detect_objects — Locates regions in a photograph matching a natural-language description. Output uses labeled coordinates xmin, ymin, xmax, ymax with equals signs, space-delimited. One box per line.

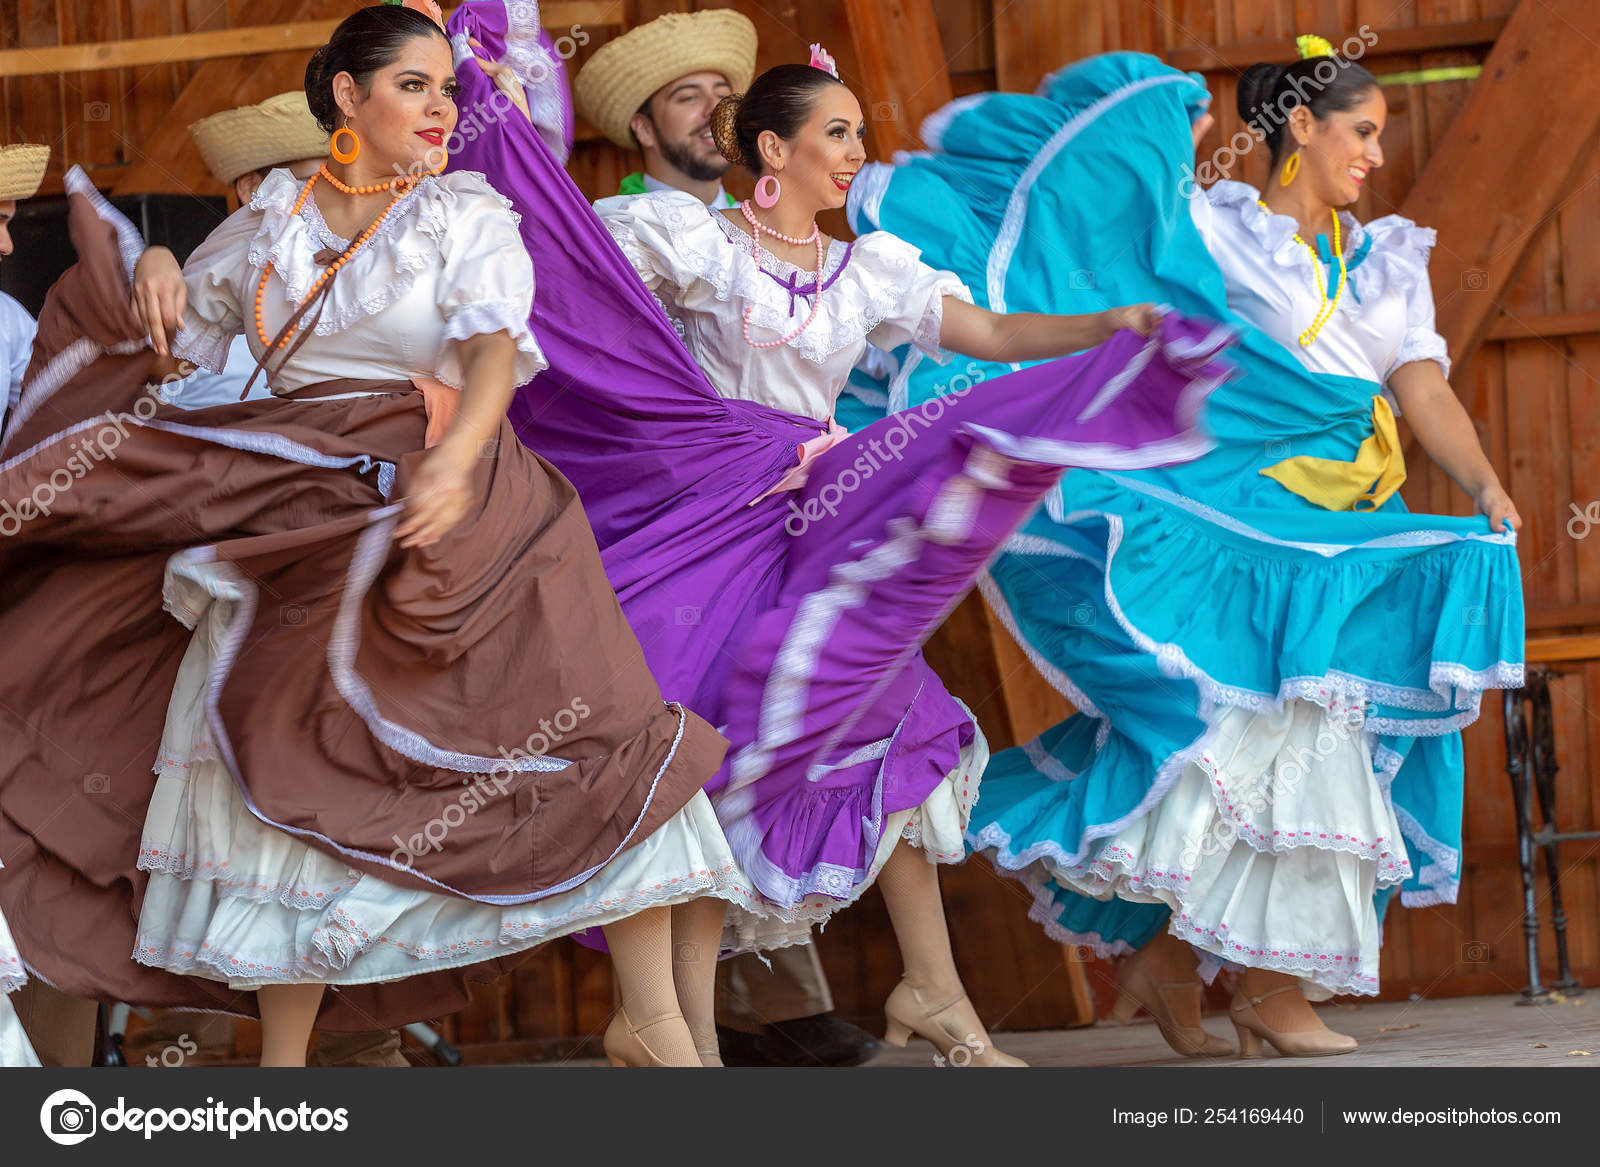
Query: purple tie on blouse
xmin=760 ymin=242 xmax=856 ymax=317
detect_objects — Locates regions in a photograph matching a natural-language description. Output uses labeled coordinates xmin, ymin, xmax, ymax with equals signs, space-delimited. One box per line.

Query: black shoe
xmin=715 ymin=1013 xmax=884 ymax=1068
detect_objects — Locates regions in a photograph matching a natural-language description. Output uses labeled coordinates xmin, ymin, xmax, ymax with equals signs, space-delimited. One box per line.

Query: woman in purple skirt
xmin=446 ymin=2 xmax=1234 ymax=1066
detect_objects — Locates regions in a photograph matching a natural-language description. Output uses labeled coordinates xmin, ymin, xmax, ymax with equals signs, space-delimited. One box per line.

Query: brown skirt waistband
xmin=272 ymin=377 xmax=419 ymax=402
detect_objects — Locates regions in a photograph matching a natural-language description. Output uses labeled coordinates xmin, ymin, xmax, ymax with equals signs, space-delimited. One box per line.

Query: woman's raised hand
xmin=470 ymin=38 xmax=531 ymax=123
xmin=1100 ymin=303 xmax=1165 ymax=340
xmin=131 ymin=246 xmax=187 ymax=356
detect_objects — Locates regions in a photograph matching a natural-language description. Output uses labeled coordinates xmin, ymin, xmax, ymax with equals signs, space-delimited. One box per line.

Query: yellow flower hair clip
xmin=1296 ymin=34 xmax=1335 ymax=59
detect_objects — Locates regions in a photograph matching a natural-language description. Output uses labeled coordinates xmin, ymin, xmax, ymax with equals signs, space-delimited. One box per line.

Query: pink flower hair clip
xmin=808 ymin=43 xmax=839 ymax=79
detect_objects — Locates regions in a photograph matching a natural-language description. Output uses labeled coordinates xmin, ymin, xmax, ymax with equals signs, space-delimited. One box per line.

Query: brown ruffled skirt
xmin=0 ymin=260 xmax=725 ymax=1028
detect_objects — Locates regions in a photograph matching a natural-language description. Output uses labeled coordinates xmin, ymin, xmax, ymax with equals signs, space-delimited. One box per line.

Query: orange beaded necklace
xmin=252 ymin=165 xmax=421 ymax=353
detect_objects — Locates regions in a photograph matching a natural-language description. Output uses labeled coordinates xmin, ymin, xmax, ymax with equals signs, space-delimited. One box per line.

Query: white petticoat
xmin=133 ymin=562 xmax=980 ymax=988
xmin=0 ymin=886 xmax=41 ymax=1067
xmin=1055 ymin=698 xmax=1407 ymax=996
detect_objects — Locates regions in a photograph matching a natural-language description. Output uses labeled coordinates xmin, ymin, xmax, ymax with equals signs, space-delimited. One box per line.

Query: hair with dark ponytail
xmin=710 ymin=63 xmax=847 ymax=173
xmin=1236 ymin=55 xmax=1379 ymax=165
xmin=304 ymin=4 xmax=450 ymax=133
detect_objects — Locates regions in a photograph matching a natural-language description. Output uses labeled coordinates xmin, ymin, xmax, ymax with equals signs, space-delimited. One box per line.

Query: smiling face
xmin=1289 ymin=86 xmax=1385 ymax=207
xmin=635 ymin=71 xmax=732 ymax=183
xmin=756 ymin=83 xmax=867 ymax=213
xmin=332 ymin=32 xmax=458 ymax=180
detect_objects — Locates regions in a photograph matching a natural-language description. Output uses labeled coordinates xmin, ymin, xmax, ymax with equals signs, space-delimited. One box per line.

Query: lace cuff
xmin=441 ymin=298 xmax=548 ymax=387
xmin=606 ymin=223 xmax=664 ymax=290
xmin=1390 ymin=327 xmax=1450 ymax=383
xmin=172 ymin=322 xmax=234 ymax=373
xmin=911 ymin=279 xmax=973 ymax=364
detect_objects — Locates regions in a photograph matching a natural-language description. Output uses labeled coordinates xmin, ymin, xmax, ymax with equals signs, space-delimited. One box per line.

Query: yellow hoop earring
xmin=1278 ymin=148 xmax=1301 ymax=187
xmin=330 ymin=126 xmax=361 ymax=164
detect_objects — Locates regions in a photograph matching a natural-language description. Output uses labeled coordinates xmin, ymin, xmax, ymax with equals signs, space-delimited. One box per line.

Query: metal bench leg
xmin=1504 ymin=687 xmax=1549 ymax=1002
xmin=1529 ymin=675 xmax=1583 ymax=994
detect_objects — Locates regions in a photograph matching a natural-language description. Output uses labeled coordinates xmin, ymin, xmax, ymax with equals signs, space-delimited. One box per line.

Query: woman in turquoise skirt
xmin=844 ymin=41 xmax=1524 ymax=1057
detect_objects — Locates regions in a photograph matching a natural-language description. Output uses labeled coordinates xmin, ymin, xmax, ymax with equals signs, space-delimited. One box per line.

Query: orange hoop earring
xmin=330 ymin=125 xmax=361 ymax=164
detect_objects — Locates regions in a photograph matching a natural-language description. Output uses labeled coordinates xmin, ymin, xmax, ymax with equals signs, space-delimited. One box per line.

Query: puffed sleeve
xmin=172 ymin=203 xmax=260 ymax=372
xmin=1388 ymin=265 xmax=1450 ymax=383
xmin=434 ymin=184 xmax=546 ymax=389
xmin=856 ymin=231 xmax=974 ymax=361
xmin=593 ymin=190 xmax=725 ymax=308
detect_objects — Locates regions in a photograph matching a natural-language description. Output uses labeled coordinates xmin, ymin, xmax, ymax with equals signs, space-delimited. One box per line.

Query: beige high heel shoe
xmin=602 ymin=1008 xmax=695 ymax=1067
xmin=1110 ymin=961 xmax=1234 ymax=1057
xmin=1229 ymin=986 xmax=1358 ymax=1058
xmin=883 ymin=981 xmax=1027 ymax=1067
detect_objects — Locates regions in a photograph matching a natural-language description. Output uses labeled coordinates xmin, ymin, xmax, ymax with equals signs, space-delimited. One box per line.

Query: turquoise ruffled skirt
xmin=843 ymin=53 xmax=1524 ymax=992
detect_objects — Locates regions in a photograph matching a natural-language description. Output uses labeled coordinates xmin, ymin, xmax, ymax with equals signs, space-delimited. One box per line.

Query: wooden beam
xmin=1525 ymin=635 xmax=1600 ymax=665
xmin=1165 ymin=19 xmax=1508 ymax=74
xmin=0 ymin=3 xmax=621 ymax=77
xmin=1485 ymin=309 xmax=1600 ymax=343
xmin=1526 ymin=602 xmax=1600 ymax=632
xmin=1400 ymin=0 xmax=1600 ymax=375
xmin=842 ymin=0 xmax=953 ymax=156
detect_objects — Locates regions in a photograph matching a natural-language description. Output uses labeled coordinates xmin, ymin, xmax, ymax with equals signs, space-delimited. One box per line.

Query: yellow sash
xmin=1259 ymin=395 xmax=1407 ymax=511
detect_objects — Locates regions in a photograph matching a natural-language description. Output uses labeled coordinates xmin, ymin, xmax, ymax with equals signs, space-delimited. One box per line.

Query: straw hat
xmin=188 ymin=92 xmax=329 ymax=186
xmin=0 ymin=144 xmax=49 ymax=202
xmin=575 ymin=10 xmax=757 ymax=149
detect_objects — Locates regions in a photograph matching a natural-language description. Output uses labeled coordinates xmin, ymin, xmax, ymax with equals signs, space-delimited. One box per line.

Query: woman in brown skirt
xmin=0 ymin=5 xmax=769 ymax=1067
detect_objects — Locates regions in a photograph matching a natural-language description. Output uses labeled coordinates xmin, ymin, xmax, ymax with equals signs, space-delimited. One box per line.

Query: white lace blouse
xmin=596 ymin=189 xmax=973 ymax=421
xmin=1190 ymin=180 xmax=1450 ymax=390
xmin=173 ymin=169 xmax=545 ymax=396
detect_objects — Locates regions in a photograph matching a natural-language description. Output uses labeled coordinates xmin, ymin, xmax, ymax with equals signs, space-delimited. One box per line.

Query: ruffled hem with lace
xmin=996 ymin=702 xmax=1403 ymax=994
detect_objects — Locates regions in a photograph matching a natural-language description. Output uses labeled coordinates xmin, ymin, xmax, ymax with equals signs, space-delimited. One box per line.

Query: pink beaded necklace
xmin=739 ymin=199 xmax=826 ymax=349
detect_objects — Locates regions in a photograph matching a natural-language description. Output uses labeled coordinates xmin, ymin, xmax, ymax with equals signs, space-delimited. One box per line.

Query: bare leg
xmin=602 ymin=906 xmax=699 ymax=1067
xmin=876 ymin=841 xmax=1022 ymax=1064
xmin=671 ymin=897 xmax=727 ymax=1065
xmin=257 ymin=984 xmax=325 ymax=1067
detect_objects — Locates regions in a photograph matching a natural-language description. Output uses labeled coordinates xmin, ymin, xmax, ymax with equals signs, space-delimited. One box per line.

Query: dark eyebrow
xmin=826 ymin=117 xmax=851 ymax=130
xmin=397 ymin=69 xmax=454 ymax=84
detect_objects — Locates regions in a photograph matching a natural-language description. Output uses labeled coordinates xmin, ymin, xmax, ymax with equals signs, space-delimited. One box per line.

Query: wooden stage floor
xmin=850 ymin=993 xmax=1598 ymax=1068
xmin=534 ymin=992 xmax=1598 ymax=1067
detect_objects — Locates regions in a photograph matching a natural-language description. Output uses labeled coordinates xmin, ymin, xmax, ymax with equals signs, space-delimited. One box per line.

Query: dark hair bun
xmin=305 ymin=45 xmax=339 ymax=132
xmin=710 ymin=93 xmax=746 ymax=166
xmin=1236 ymin=61 xmax=1285 ymax=130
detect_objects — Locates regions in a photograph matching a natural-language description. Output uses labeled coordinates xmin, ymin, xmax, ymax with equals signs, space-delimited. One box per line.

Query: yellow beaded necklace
xmin=1257 ymin=200 xmax=1347 ymax=346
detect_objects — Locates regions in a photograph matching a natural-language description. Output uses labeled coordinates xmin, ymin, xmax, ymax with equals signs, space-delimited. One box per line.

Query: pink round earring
xmin=753 ymin=174 xmax=781 ymax=209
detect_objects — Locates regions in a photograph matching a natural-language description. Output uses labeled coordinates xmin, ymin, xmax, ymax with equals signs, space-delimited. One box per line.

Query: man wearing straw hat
xmin=574 ymin=9 xmax=756 ymax=209
xmin=574 ymin=12 xmax=880 ymax=1069
xmin=0 ymin=143 xmax=48 ymax=433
